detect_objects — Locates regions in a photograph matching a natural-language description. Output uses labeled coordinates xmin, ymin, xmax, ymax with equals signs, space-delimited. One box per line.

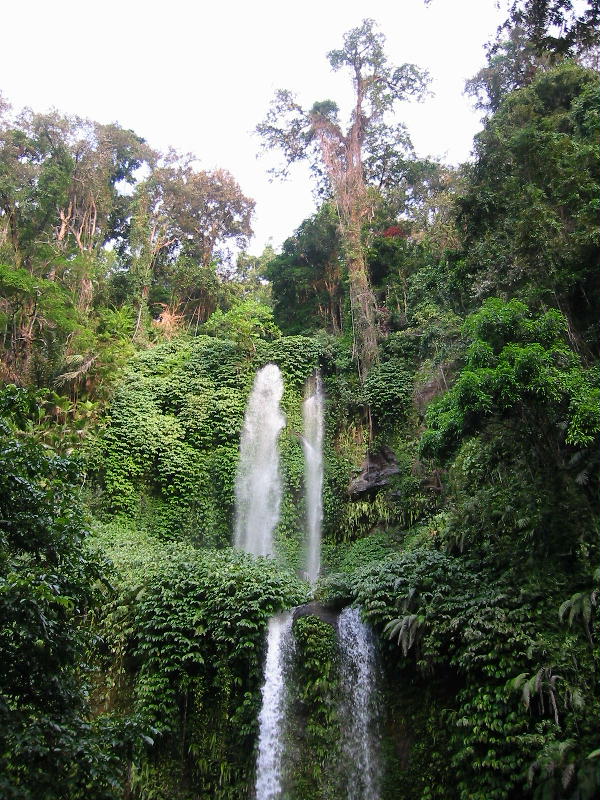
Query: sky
xmin=1 ymin=0 xmax=505 ymax=256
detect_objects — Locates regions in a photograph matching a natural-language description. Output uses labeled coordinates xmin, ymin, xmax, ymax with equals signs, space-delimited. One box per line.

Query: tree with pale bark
xmin=256 ymin=18 xmax=429 ymax=376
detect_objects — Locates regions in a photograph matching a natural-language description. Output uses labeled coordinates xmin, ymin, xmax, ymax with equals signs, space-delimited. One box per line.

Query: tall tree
xmin=465 ymin=25 xmax=551 ymax=113
xmin=257 ymin=19 xmax=429 ymax=376
xmin=127 ymin=153 xmax=254 ymax=332
xmin=458 ymin=62 xmax=600 ymax=351
xmin=0 ymin=109 xmax=151 ymax=307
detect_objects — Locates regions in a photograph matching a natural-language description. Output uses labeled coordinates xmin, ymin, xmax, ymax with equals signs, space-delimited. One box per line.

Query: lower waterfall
xmin=245 ymin=365 xmax=381 ymax=799
xmin=254 ymin=606 xmax=382 ymax=800
xmin=338 ymin=606 xmax=381 ymax=800
xmin=254 ymin=612 xmax=293 ymax=800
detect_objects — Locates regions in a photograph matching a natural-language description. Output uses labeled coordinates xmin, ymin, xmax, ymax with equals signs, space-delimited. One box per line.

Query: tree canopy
xmin=257 ymin=18 xmax=429 ymax=376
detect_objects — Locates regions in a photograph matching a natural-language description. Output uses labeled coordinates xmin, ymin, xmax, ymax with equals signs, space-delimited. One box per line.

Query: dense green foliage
xmin=97 ymin=333 xmax=330 ymax=555
xmin=458 ymin=62 xmax=599 ymax=342
xmin=323 ymin=543 xmax=599 ymax=800
xmin=92 ymin=522 xmax=306 ymax=799
xmin=287 ymin=616 xmax=340 ymax=799
xmin=421 ymin=298 xmax=599 ymax=460
xmin=98 ymin=336 xmax=250 ymax=542
xmin=264 ymin=204 xmax=343 ymax=335
xmin=0 ymin=16 xmax=598 ymax=800
xmin=0 ymin=389 xmax=146 ymax=799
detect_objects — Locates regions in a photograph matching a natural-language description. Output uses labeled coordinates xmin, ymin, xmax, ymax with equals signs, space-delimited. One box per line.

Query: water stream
xmin=338 ymin=606 xmax=381 ymax=800
xmin=240 ymin=365 xmax=381 ymax=800
xmin=254 ymin=612 xmax=294 ymax=800
xmin=234 ymin=363 xmax=285 ymax=556
xmin=302 ymin=371 xmax=324 ymax=585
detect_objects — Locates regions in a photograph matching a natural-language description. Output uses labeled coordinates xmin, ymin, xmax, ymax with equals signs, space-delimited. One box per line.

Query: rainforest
xmin=0 ymin=3 xmax=598 ymax=799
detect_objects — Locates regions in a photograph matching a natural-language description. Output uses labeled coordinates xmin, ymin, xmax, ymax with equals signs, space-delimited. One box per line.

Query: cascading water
xmin=338 ymin=606 xmax=381 ymax=800
xmin=234 ymin=363 xmax=285 ymax=556
xmin=302 ymin=371 xmax=324 ymax=585
xmin=244 ymin=366 xmax=383 ymax=800
xmin=254 ymin=612 xmax=293 ymax=800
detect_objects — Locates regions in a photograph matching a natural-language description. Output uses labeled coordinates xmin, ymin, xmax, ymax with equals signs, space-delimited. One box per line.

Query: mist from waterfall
xmin=302 ymin=371 xmax=324 ymax=585
xmin=234 ymin=363 xmax=285 ymax=556
xmin=254 ymin=612 xmax=294 ymax=800
xmin=338 ymin=606 xmax=381 ymax=800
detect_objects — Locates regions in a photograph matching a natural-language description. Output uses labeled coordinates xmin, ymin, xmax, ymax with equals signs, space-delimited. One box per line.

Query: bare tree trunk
xmin=78 ymin=275 xmax=94 ymax=312
xmin=340 ymin=211 xmax=378 ymax=377
xmin=346 ymin=251 xmax=378 ymax=377
xmin=133 ymin=285 xmax=149 ymax=341
xmin=307 ymin=69 xmax=382 ymax=376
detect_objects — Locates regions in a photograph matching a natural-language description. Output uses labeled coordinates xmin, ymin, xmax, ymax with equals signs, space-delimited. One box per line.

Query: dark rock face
xmin=292 ymin=601 xmax=338 ymax=627
xmin=348 ymin=445 xmax=399 ymax=499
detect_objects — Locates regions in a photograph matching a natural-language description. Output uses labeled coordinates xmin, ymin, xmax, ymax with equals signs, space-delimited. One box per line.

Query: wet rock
xmin=348 ymin=445 xmax=399 ymax=499
xmin=292 ymin=601 xmax=338 ymax=627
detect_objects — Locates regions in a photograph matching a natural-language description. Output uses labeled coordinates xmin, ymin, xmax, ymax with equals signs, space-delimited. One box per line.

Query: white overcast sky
xmin=1 ymin=0 xmax=505 ymax=255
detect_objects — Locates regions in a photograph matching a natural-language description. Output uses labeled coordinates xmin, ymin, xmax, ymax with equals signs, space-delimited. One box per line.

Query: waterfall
xmin=244 ymin=367 xmax=383 ymax=800
xmin=302 ymin=370 xmax=324 ymax=585
xmin=338 ymin=607 xmax=380 ymax=800
xmin=234 ymin=363 xmax=285 ymax=556
xmin=254 ymin=612 xmax=293 ymax=800
xmin=241 ymin=367 xmax=290 ymax=798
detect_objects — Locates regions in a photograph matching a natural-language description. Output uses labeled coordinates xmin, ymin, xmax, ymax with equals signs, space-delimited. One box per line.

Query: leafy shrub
xmin=93 ymin=522 xmax=307 ymax=800
xmin=363 ymin=359 xmax=413 ymax=430
xmin=263 ymin=336 xmax=321 ymax=387
xmin=421 ymin=299 xmax=600 ymax=461
xmin=337 ymin=532 xmax=398 ymax=574
xmin=286 ymin=615 xmax=340 ymax=799
xmin=0 ymin=419 xmax=144 ymax=799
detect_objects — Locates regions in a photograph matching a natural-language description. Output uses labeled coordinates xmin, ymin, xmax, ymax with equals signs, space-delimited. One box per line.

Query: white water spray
xmin=234 ymin=364 xmax=285 ymax=556
xmin=254 ymin=612 xmax=293 ymax=800
xmin=302 ymin=371 xmax=324 ymax=585
xmin=338 ymin=606 xmax=381 ymax=800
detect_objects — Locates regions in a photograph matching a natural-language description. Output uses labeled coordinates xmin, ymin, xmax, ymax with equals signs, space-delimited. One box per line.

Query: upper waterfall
xmin=302 ymin=370 xmax=324 ymax=585
xmin=234 ymin=363 xmax=285 ymax=556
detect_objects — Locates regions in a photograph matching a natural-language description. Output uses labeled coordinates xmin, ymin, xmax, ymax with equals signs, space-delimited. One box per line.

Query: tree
xmin=466 ymin=0 xmax=600 ymax=114
xmin=420 ymin=298 xmax=600 ymax=466
xmin=497 ymin=0 xmax=600 ymax=61
xmin=0 ymin=264 xmax=79 ymax=383
xmin=127 ymin=153 xmax=255 ymax=333
xmin=257 ymin=19 xmax=429 ymax=377
xmin=137 ymin=153 xmax=254 ymax=269
xmin=0 ymin=109 xmax=152 ymax=311
xmin=0 ymin=115 xmax=71 ymax=271
xmin=264 ymin=203 xmax=343 ymax=335
xmin=457 ymin=62 xmax=600 ymax=352
xmin=466 ymin=26 xmax=552 ymax=114
xmin=232 ymin=245 xmax=275 ymax=306
xmin=0 ymin=389 xmax=142 ymax=798
xmin=203 ymin=298 xmax=281 ymax=351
